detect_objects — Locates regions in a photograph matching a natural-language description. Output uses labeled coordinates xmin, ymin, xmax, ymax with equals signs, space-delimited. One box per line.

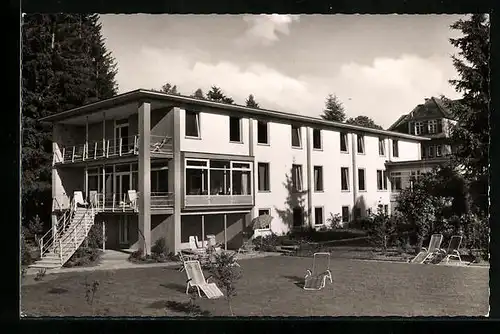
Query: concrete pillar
xmin=51 ymin=214 xmax=57 ymax=242
xmin=248 ymin=118 xmax=255 ymax=218
xmin=351 ymin=133 xmax=358 ymax=215
xmin=171 ymin=107 xmax=182 ymax=253
xmin=224 ymin=214 xmax=228 ymax=250
xmin=138 ymin=101 xmax=152 ymax=255
xmin=306 ymin=127 xmax=313 ymax=227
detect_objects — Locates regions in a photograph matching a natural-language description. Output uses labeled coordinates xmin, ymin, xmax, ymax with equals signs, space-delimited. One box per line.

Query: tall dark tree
xmin=320 ymin=94 xmax=346 ymax=122
xmin=158 ymin=83 xmax=180 ymax=95
xmin=245 ymin=94 xmax=259 ymax=108
xmin=22 ymin=14 xmax=118 ymax=226
xmin=206 ymin=85 xmax=234 ymax=104
xmin=345 ymin=115 xmax=383 ymax=130
xmin=446 ymin=14 xmax=489 ymax=214
xmin=191 ymin=88 xmax=205 ymax=99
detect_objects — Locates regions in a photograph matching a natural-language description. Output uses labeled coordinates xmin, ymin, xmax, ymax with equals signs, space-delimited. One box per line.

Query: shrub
xmin=21 ymin=228 xmax=33 ymax=266
xmin=86 ymin=222 xmax=104 ymax=250
xmin=64 ymin=247 xmax=102 ymax=268
xmin=326 ymin=213 xmax=343 ymax=229
xmin=365 ymin=205 xmax=394 ymax=250
xmin=461 ymin=213 xmax=489 ymax=261
xmin=252 ymin=234 xmax=280 ymax=252
xmin=151 ymin=237 xmax=167 ymax=256
xmin=208 ymin=251 xmax=242 ymax=316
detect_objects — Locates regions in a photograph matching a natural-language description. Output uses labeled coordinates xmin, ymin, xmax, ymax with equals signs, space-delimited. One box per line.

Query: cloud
xmin=116 ymin=47 xmax=460 ymax=129
xmin=236 ymin=14 xmax=300 ymax=47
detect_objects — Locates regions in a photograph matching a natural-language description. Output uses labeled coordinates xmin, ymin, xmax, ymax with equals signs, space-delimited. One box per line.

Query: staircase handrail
xmin=39 ymin=197 xmax=75 ymax=258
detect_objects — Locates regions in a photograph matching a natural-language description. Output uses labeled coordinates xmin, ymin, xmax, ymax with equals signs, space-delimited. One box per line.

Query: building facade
xmin=388 ymin=97 xmax=457 ymax=160
xmin=41 ymin=89 xmax=430 ymax=255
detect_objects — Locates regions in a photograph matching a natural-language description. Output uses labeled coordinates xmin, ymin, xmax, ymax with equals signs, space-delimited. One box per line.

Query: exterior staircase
xmin=30 ymin=199 xmax=97 ymax=269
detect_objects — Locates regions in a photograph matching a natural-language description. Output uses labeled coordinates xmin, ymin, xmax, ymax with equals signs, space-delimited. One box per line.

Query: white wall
xmin=179 ymin=108 xmax=250 ymax=156
xmin=177 ymin=106 xmax=424 ymax=235
xmin=252 ymin=120 xmax=308 ymax=235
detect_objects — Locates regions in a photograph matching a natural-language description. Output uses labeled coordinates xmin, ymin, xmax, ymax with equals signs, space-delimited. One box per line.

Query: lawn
xmin=21 ymin=256 xmax=489 ymax=317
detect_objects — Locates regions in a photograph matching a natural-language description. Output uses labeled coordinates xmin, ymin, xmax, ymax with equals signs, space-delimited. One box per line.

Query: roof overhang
xmin=385 ymin=157 xmax=451 ymax=168
xmin=39 ymin=89 xmax=431 ymax=142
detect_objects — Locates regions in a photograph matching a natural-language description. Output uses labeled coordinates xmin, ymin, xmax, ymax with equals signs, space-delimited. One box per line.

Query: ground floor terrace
xmin=21 ymin=256 xmax=489 ymax=317
xmin=98 ymin=210 xmax=253 ymax=253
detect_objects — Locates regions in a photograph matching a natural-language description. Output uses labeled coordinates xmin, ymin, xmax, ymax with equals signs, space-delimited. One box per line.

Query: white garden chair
xmin=304 ymin=252 xmax=333 ymax=291
xmin=184 ymin=260 xmax=224 ymax=299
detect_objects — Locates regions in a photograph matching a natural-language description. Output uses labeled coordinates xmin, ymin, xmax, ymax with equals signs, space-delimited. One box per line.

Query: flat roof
xmin=39 ymin=89 xmax=430 ymax=141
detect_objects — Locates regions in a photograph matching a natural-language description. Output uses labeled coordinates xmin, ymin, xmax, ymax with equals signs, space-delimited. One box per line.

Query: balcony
xmin=184 ymin=194 xmax=254 ymax=207
xmin=53 ymin=135 xmax=173 ymax=164
xmin=54 ymin=192 xmax=174 ymax=213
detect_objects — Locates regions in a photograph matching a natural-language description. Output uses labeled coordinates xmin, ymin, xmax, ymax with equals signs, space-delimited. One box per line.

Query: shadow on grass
xmin=160 ymin=283 xmax=186 ymax=294
xmin=47 ymin=287 xmax=69 ymax=294
xmin=165 ymin=301 xmax=211 ymax=316
xmin=282 ymin=275 xmax=305 ymax=289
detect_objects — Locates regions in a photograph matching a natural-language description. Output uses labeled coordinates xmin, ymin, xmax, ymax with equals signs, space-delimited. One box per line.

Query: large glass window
xmin=185 ymin=159 xmax=252 ymax=196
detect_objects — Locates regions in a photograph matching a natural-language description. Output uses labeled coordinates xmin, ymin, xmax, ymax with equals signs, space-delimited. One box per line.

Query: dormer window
xmin=428 ymin=120 xmax=437 ymax=134
xmin=414 ymin=121 xmax=424 ymax=135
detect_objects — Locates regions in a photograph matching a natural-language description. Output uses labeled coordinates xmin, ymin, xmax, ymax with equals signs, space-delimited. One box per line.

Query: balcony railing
xmin=54 ymin=135 xmax=173 ymax=164
xmin=151 ymin=192 xmax=175 ymax=210
xmin=90 ymin=192 xmax=174 ymax=212
xmin=184 ymin=194 xmax=253 ymax=207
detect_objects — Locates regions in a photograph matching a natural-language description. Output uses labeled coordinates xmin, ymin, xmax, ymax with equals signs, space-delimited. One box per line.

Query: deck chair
xmin=89 ymin=190 xmax=98 ymax=207
xmin=410 ymin=234 xmax=443 ymax=264
xmin=73 ymin=191 xmax=87 ymax=207
xmin=184 ymin=260 xmax=224 ymax=299
xmin=304 ymin=252 xmax=333 ymax=291
xmin=438 ymin=235 xmax=463 ymax=265
xmin=128 ymin=190 xmax=137 ymax=209
xmin=189 ymin=236 xmax=206 ymax=252
xmin=177 ymin=251 xmax=197 ymax=272
xmin=151 ymin=137 xmax=168 ymax=153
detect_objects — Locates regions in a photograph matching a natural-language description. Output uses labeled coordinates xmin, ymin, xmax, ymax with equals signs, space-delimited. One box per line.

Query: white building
xmin=39 ymin=89 xmax=430 ymax=261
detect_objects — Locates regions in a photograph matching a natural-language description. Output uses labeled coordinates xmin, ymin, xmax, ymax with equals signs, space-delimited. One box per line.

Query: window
xmin=428 ymin=145 xmax=435 ymax=158
xmin=185 ymin=159 xmax=209 ymax=195
xmin=292 ymin=164 xmax=303 ymax=191
xmin=392 ymin=140 xmax=399 ymax=157
xmin=229 ymin=116 xmax=242 ymax=142
xmin=209 ymin=160 xmax=230 ymax=195
xmin=358 ymin=168 xmax=366 ymax=191
xmin=391 ymin=172 xmax=402 ymax=191
xmin=257 ymin=120 xmax=269 ymax=144
xmin=383 ymin=205 xmax=389 ymax=215
xmin=414 ymin=121 xmax=424 ymax=135
xmin=379 ymin=138 xmax=385 ymax=156
xmin=340 ymin=132 xmax=348 ymax=152
xmin=314 ymin=207 xmax=324 ymax=226
xmin=428 ymin=120 xmax=437 ymax=134
xmin=341 ymin=167 xmax=349 ymax=191
xmin=291 ymin=124 xmax=302 ymax=148
xmin=376 ymin=170 xmax=388 ymax=190
xmin=421 ymin=146 xmax=426 ymax=159
xmin=231 ymin=162 xmax=252 ymax=195
xmin=341 ymin=206 xmax=350 ymax=223
xmin=114 ymin=120 xmax=130 ymax=154
xmin=292 ymin=207 xmax=304 ymax=227
xmin=313 ymin=129 xmax=322 ymax=149
xmin=151 ymin=167 xmax=169 ymax=193
xmin=314 ymin=166 xmax=324 ymax=192
xmin=258 ymin=162 xmax=270 ymax=192
xmin=258 ymin=208 xmax=270 ymax=216
xmin=185 ymin=159 xmax=252 ymax=196
xmin=357 ymin=135 xmax=365 ymax=154
xmin=185 ymin=110 xmax=200 ymax=137
xmin=436 ymin=145 xmax=442 ymax=157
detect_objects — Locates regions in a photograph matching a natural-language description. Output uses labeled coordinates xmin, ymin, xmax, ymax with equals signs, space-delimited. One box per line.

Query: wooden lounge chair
xmin=410 ymin=234 xmax=443 ymax=264
xmin=304 ymin=252 xmax=333 ymax=291
xmin=177 ymin=251 xmax=197 ymax=272
xmin=73 ymin=191 xmax=87 ymax=208
xmin=437 ymin=235 xmax=463 ymax=265
xmin=184 ymin=260 xmax=224 ymax=299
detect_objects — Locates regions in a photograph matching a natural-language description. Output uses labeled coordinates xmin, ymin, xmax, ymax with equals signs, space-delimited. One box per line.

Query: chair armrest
xmin=186 ymin=278 xmax=192 ymax=283
xmin=305 ymin=269 xmax=312 ymax=277
xmin=206 ymin=275 xmax=213 ymax=282
xmin=421 ymin=247 xmax=427 ymax=252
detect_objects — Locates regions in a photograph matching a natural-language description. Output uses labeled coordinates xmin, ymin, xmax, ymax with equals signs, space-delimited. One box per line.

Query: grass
xmin=21 ymin=256 xmax=489 ymax=317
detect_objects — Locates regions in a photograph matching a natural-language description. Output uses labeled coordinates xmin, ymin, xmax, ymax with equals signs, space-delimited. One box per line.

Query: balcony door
xmin=119 ymin=215 xmax=129 ymax=244
xmin=115 ymin=172 xmax=131 ymax=203
xmin=114 ymin=120 xmax=130 ymax=155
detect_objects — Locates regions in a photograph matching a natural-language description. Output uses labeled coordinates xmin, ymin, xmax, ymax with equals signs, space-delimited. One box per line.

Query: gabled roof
xmin=388 ymin=97 xmax=457 ymax=131
xmin=39 ymin=89 xmax=430 ymax=142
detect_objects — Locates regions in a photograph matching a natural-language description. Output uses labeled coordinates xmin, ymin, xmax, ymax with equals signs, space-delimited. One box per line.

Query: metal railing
xmin=54 ymin=135 xmax=174 ymax=164
xmin=92 ymin=192 xmax=174 ymax=212
xmin=39 ymin=198 xmax=75 ymax=259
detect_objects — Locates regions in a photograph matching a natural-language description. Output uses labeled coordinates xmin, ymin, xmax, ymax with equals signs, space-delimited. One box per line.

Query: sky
xmin=99 ymin=14 xmax=465 ymax=129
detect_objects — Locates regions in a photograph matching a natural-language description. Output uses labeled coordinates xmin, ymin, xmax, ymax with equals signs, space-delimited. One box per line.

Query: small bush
xmin=86 ymin=222 xmax=104 ymax=250
xmin=21 ymin=228 xmax=33 ymax=266
xmin=128 ymin=247 xmax=174 ymax=264
xmin=208 ymin=251 xmax=242 ymax=316
xmin=151 ymin=237 xmax=167 ymax=256
xmin=326 ymin=213 xmax=343 ymax=229
xmin=34 ymin=268 xmax=46 ymax=281
xmin=252 ymin=234 xmax=280 ymax=252
xmin=64 ymin=247 xmax=102 ymax=268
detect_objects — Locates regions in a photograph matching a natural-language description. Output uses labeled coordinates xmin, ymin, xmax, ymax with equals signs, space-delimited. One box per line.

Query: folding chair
xmin=437 ymin=235 xmax=463 ymax=265
xmin=410 ymin=234 xmax=443 ymax=264
xmin=151 ymin=137 xmax=168 ymax=153
xmin=73 ymin=191 xmax=88 ymax=208
xmin=177 ymin=251 xmax=197 ymax=272
xmin=184 ymin=260 xmax=224 ymax=299
xmin=304 ymin=252 xmax=333 ymax=291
